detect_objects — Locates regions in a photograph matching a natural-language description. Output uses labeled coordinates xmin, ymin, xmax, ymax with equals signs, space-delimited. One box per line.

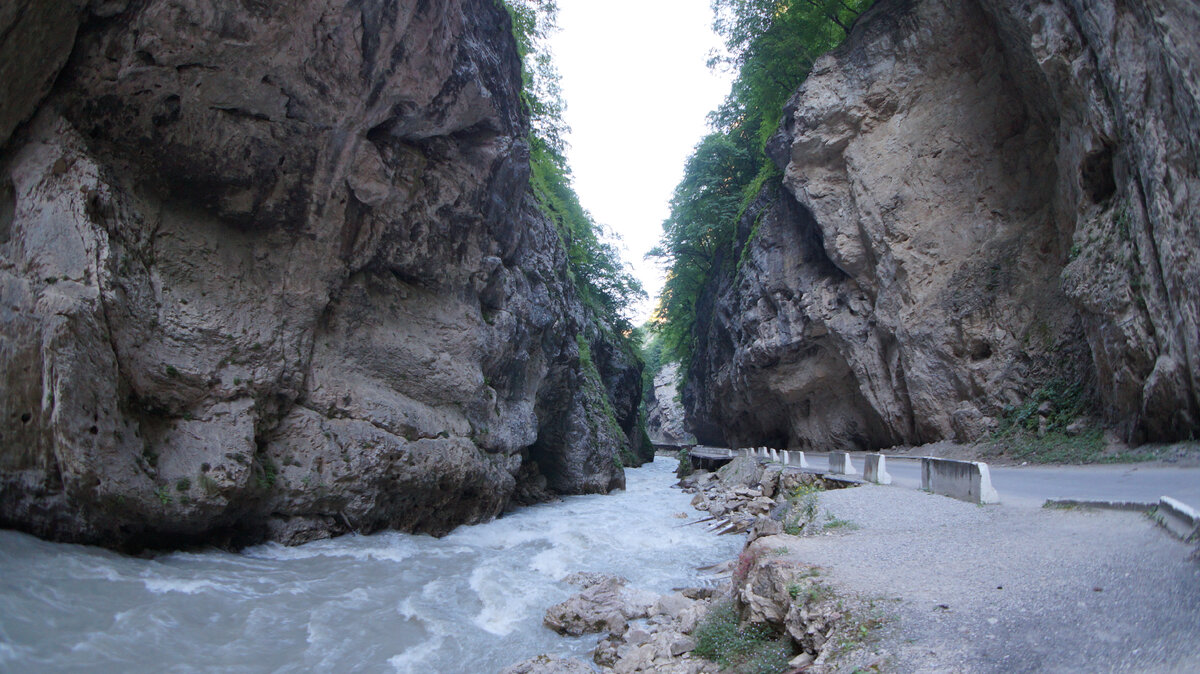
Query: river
xmin=0 ymin=457 xmax=739 ymax=672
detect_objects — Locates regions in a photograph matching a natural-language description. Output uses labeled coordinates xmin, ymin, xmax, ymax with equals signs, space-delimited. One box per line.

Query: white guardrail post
xmin=828 ymin=451 xmax=857 ymax=475
xmin=864 ymin=454 xmax=892 ymax=484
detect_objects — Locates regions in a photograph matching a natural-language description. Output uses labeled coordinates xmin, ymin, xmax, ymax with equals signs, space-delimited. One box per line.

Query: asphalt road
xmin=796 ymin=452 xmax=1200 ymax=508
xmin=781 ymin=485 xmax=1200 ymax=673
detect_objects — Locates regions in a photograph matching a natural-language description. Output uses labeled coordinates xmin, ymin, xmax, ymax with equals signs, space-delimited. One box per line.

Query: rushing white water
xmin=0 ymin=458 xmax=739 ymax=673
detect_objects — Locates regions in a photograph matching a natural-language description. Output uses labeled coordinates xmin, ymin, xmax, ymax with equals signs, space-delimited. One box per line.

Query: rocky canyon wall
xmin=0 ymin=0 xmax=645 ymax=549
xmin=686 ymin=0 xmax=1200 ymax=449
xmin=645 ymin=362 xmax=696 ymax=447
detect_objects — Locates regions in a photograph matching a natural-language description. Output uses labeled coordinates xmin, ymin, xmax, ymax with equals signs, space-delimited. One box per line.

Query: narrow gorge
xmin=1 ymin=0 xmax=1196 ymax=561
xmin=2 ymin=0 xmax=1200 ymax=673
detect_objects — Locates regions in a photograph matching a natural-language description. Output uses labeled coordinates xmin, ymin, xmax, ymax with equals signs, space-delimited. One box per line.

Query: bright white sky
xmin=548 ymin=0 xmax=733 ymax=325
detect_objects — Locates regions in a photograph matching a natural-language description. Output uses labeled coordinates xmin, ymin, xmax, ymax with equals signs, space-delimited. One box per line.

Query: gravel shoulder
xmin=773 ymin=485 xmax=1200 ymax=673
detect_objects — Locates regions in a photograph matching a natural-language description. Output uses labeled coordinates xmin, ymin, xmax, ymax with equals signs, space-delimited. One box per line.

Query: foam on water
xmin=470 ymin=560 xmax=544 ymax=635
xmin=244 ymin=533 xmax=419 ymax=563
xmin=0 ymin=641 xmax=22 ymax=665
xmin=387 ymin=632 xmax=445 ymax=674
xmin=0 ymin=458 xmax=741 ymax=672
xmin=140 ymin=577 xmax=226 ymax=595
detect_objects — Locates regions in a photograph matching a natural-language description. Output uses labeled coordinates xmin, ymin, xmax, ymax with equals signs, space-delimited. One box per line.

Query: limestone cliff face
xmin=0 ymin=0 xmax=642 ymax=548
xmin=644 ymin=362 xmax=696 ymax=446
xmin=687 ymin=0 xmax=1200 ymax=449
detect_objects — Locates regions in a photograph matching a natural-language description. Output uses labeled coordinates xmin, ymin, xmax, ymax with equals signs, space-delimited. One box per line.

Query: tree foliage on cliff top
xmin=649 ymin=0 xmax=872 ymax=370
xmin=504 ymin=0 xmax=645 ymax=334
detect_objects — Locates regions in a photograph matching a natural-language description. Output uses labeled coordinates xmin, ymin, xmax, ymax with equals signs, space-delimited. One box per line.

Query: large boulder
xmin=544 ymin=574 xmax=656 ymax=637
xmin=716 ymin=456 xmax=765 ymax=489
xmin=500 ymin=655 xmax=594 ymax=674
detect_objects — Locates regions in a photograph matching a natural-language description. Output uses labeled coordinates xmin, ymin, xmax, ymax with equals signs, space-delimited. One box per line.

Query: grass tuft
xmin=823 ymin=514 xmax=859 ymax=531
xmin=986 ymin=378 xmax=1159 ymax=464
xmin=693 ymin=600 xmax=794 ymax=674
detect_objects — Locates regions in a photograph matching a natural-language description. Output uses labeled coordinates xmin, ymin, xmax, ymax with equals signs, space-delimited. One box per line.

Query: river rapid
xmin=0 ymin=457 xmax=739 ymax=673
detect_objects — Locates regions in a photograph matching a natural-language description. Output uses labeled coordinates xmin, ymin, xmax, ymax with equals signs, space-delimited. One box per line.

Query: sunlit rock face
xmin=686 ymin=0 xmax=1200 ymax=449
xmin=645 ymin=362 xmax=695 ymax=446
xmin=0 ymin=0 xmax=640 ymax=549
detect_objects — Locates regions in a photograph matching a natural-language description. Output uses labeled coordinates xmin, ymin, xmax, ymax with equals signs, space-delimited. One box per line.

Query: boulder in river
xmin=543 ymin=575 xmax=656 ymax=637
xmin=500 ymin=655 xmax=594 ymax=674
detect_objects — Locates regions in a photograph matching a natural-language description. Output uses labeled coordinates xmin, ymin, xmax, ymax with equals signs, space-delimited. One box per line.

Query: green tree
xmin=505 ymin=0 xmax=646 ymax=332
xmin=505 ymin=0 xmax=567 ymax=154
xmin=648 ymin=132 xmax=757 ymax=364
xmin=650 ymin=0 xmax=872 ymax=370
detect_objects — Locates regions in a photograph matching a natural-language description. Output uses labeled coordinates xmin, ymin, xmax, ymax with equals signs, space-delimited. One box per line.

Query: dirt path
xmin=771 ymin=485 xmax=1200 ymax=673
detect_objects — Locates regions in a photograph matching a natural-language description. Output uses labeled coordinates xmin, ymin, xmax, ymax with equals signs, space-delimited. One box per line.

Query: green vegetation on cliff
xmin=505 ymin=0 xmax=645 ymax=334
xmin=506 ymin=0 xmax=650 ymax=462
xmin=649 ymin=0 xmax=873 ymax=369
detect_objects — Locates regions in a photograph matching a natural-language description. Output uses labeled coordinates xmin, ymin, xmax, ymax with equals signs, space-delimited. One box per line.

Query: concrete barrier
xmin=828 ymin=451 xmax=857 ymax=476
xmin=783 ymin=450 xmax=807 ymax=468
xmin=864 ymin=454 xmax=892 ymax=485
xmin=920 ymin=457 xmax=999 ymax=504
xmin=1156 ymin=496 xmax=1200 ymax=541
xmin=1043 ymin=498 xmax=1155 ymax=512
xmin=770 ymin=448 xmax=779 ymax=462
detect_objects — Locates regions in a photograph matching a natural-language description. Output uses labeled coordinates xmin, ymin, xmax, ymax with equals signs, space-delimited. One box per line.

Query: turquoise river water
xmin=0 ymin=458 xmax=739 ymax=673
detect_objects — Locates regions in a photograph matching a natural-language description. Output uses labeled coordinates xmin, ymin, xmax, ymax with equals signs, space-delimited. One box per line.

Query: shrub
xmin=676 ymin=449 xmax=693 ymax=478
xmin=783 ymin=484 xmax=822 ymax=534
xmin=987 ymin=378 xmax=1126 ymax=463
xmin=694 ymin=600 xmax=794 ymax=674
xmin=823 ymin=513 xmax=858 ymax=530
xmin=995 ymin=378 xmax=1088 ymax=436
xmin=198 ymin=474 xmax=220 ymax=495
xmin=255 ymin=455 xmax=278 ymax=489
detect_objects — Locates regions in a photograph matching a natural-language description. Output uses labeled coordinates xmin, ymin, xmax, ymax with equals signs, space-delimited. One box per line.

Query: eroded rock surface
xmin=544 ymin=574 xmax=655 ymax=637
xmin=0 ymin=0 xmax=641 ymax=548
xmin=500 ymin=655 xmax=594 ymax=674
xmin=686 ymin=0 xmax=1200 ymax=449
xmin=645 ymin=362 xmax=695 ymax=446
xmin=534 ymin=573 xmax=718 ymax=674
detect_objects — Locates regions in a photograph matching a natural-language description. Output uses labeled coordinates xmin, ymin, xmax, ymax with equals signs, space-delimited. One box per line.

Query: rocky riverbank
xmin=506 ymin=452 xmax=1200 ymax=673
xmin=503 ymin=457 xmax=886 ymax=674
